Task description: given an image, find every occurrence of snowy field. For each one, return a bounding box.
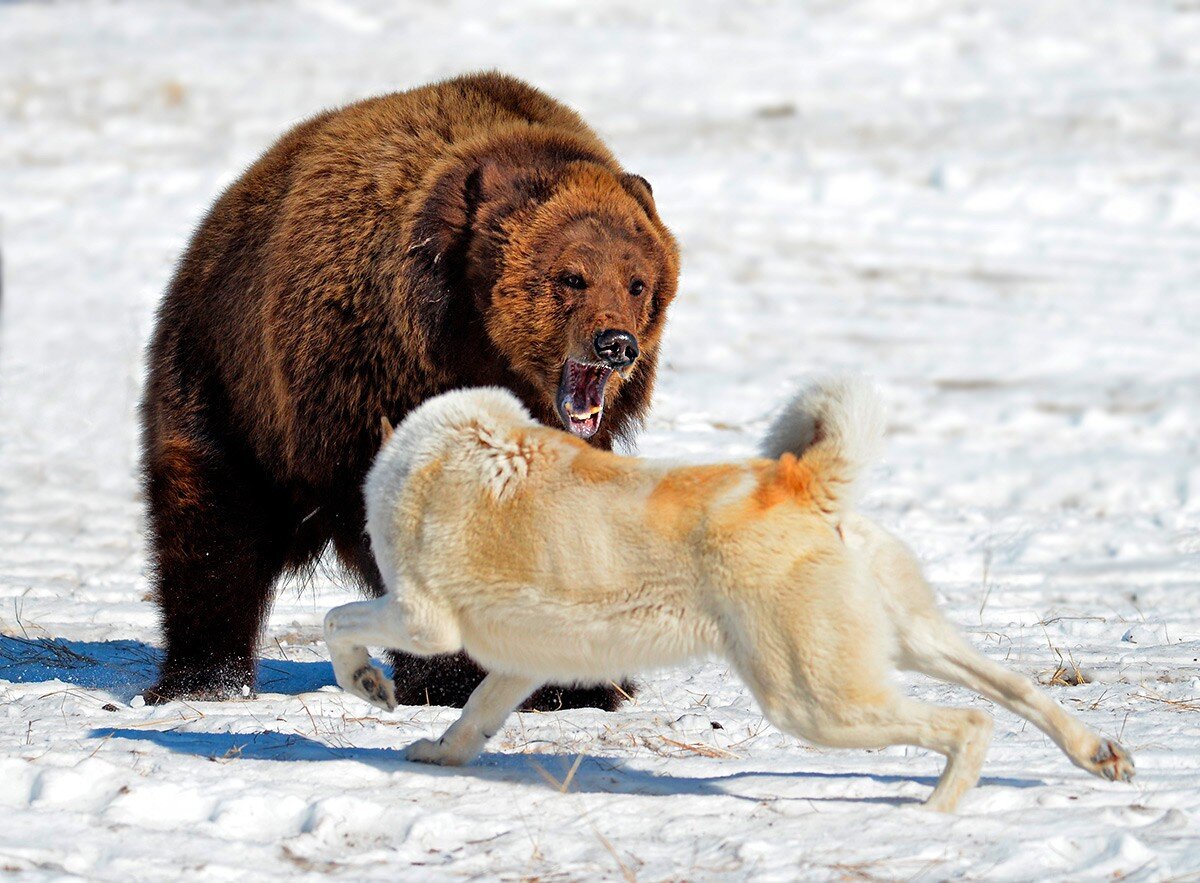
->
[2,0,1199,879]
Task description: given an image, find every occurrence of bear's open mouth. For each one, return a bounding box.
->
[556,359,613,439]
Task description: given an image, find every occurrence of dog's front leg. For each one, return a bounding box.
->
[406,672,540,766]
[324,598,405,711]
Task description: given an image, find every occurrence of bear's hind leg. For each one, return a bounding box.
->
[144,431,291,704]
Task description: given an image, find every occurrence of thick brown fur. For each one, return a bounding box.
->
[140,72,679,708]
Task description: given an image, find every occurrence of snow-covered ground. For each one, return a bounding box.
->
[2,0,1199,878]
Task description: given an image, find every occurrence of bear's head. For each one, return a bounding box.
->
[411,135,679,447]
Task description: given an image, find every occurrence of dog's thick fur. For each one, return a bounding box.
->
[324,378,1134,811]
[141,72,678,710]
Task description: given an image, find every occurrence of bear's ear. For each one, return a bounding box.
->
[623,173,652,196]
[407,156,548,276]
[411,164,478,262]
[620,173,655,213]
[470,157,555,211]
[406,150,559,343]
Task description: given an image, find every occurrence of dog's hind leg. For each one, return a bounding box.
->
[826,698,994,813]
[863,520,1135,784]
[323,592,460,712]
[897,613,1134,783]
[750,664,994,812]
[406,672,541,766]
[730,555,993,812]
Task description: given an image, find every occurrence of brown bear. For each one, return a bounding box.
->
[140,72,679,710]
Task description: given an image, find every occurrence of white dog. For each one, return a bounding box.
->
[323,378,1133,811]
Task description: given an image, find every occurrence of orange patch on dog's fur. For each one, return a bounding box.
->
[524,427,629,484]
[749,454,824,512]
[647,465,742,539]
[465,486,540,585]
[569,445,633,483]
[395,457,445,534]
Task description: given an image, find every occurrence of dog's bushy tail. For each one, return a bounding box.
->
[760,376,885,516]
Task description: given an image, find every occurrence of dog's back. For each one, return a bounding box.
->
[365,386,713,678]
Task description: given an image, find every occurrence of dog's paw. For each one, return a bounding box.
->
[405,736,473,766]
[1090,739,1135,782]
[350,664,397,712]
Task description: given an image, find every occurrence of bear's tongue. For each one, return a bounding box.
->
[557,359,613,439]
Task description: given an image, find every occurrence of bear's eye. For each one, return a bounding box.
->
[629,279,646,297]
[560,273,587,290]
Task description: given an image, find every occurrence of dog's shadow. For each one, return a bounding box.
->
[0,635,333,702]
[5,636,1045,806]
[90,726,1044,806]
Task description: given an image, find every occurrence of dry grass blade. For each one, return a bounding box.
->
[1133,692,1200,712]
[655,735,741,759]
[527,753,586,793]
[87,729,114,759]
[527,759,564,791]
[1043,645,1089,687]
[0,635,100,669]
[608,680,634,703]
[560,752,584,792]
[112,712,204,730]
[593,829,637,883]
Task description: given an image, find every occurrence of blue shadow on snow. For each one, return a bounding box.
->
[0,635,334,701]
[91,726,1045,805]
[4,636,1047,805]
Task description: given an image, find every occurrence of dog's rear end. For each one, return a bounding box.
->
[739,378,1132,810]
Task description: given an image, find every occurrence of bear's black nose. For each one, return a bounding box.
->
[593,329,639,369]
